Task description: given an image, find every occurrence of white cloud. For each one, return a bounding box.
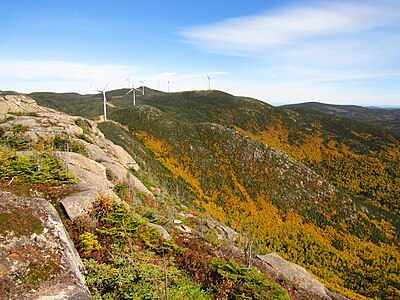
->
[178,0,400,106]
[0,60,230,95]
[181,1,400,55]
[0,60,137,93]
[0,60,135,81]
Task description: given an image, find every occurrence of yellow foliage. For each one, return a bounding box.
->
[135,131,208,199]
[134,124,400,300]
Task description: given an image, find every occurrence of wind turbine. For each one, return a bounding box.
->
[167,80,170,93]
[139,80,145,95]
[207,73,214,90]
[126,79,142,106]
[94,82,109,121]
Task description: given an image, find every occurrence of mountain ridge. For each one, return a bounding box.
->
[283,101,400,138]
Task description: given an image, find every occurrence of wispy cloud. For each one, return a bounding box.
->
[181,1,400,55]
[0,60,136,82]
[0,60,137,93]
[179,0,400,105]
[0,60,229,94]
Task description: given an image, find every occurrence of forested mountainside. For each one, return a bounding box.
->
[1,93,296,299]
[283,102,400,138]
[30,89,400,299]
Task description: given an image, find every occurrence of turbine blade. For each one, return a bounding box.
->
[126,88,134,95]
[103,81,110,91]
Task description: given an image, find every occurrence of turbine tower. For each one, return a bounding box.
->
[207,73,212,90]
[94,82,109,121]
[126,80,142,106]
[139,80,145,95]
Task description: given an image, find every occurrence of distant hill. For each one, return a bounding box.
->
[284,102,400,138]
[30,88,400,299]
[29,87,164,119]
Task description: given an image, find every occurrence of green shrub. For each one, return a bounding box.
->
[80,232,102,252]
[52,135,88,156]
[84,258,212,300]
[105,168,116,182]
[75,118,92,135]
[211,258,290,300]
[0,125,31,150]
[80,198,288,300]
[113,181,131,202]
[77,133,94,144]
[8,112,38,117]
[0,147,78,184]
[11,124,26,134]
[0,116,15,124]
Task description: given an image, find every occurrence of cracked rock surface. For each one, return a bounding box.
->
[0,191,90,299]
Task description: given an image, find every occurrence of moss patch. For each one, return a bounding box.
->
[22,260,60,290]
[0,208,43,236]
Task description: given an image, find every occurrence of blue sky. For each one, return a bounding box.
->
[1,0,399,106]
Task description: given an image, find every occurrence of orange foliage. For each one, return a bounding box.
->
[135,131,208,199]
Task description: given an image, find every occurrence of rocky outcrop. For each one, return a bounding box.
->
[257,253,348,300]
[0,190,90,299]
[0,93,158,298]
[0,94,45,119]
[0,93,153,220]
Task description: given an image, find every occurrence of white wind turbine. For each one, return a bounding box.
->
[126,78,142,106]
[207,73,215,90]
[94,82,110,121]
[139,80,145,95]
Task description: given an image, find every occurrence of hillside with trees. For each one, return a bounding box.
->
[30,89,400,299]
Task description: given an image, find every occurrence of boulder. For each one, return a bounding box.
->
[57,151,112,189]
[148,223,171,240]
[123,171,154,198]
[257,253,347,300]
[218,223,240,241]
[0,190,90,299]
[108,143,139,171]
[60,184,118,221]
